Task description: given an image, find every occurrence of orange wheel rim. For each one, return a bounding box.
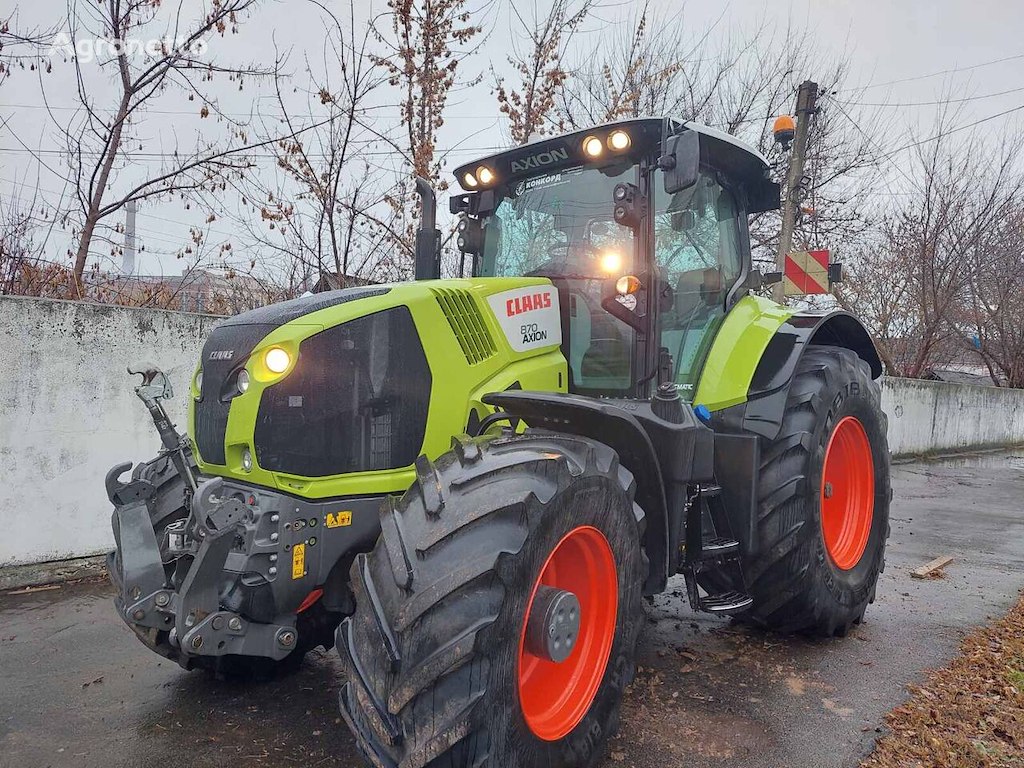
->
[517,525,618,741]
[821,416,875,570]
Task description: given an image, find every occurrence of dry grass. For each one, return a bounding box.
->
[863,593,1024,767]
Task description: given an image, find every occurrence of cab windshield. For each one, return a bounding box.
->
[477,164,636,279]
[477,164,639,396]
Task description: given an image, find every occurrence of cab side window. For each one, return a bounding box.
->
[654,172,744,397]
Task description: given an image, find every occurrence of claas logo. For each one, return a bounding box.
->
[505,291,552,317]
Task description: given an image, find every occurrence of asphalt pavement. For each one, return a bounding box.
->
[1,450,1022,768]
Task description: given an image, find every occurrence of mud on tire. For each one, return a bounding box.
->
[338,430,647,768]
[734,345,892,636]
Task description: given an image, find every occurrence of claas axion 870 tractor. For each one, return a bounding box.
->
[107,117,890,767]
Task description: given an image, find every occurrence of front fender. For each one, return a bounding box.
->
[716,308,883,440]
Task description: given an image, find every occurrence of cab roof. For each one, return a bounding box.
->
[452,117,779,213]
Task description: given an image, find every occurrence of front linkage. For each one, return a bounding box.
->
[105,365,365,673]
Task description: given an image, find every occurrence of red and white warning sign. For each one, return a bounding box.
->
[486,285,562,353]
[784,249,831,296]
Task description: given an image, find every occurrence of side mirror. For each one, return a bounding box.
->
[659,131,700,195]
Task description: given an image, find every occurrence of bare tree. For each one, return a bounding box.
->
[368,0,485,267]
[0,181,71,296]
[0,10,58,88]
[495,0,592,145]
[31,0,282,294]
[965,203,1024,387]
[227,1,408,288]
[372,0,484,182]
[837,114,1024,377]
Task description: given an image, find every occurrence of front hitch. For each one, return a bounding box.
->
[127,362,197,492]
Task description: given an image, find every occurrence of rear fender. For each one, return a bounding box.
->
[716,310,883,440]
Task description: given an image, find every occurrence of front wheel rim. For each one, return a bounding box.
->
[821,415,875,570]
[517,525,618,741]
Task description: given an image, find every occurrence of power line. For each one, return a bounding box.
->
[0,101,503,120]
[826,96,924,196]
[882,103,1024,159]
[0,144,504,159]
[840,52,1024,93]
[838,85,1024,108]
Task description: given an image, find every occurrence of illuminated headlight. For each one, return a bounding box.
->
[463,172,478,188]
[241,448,253,472]
[476,166,495,185]
[582,135,603,158]
[608,130,631,151]
[236,368,249,394]
[265,347,291,374]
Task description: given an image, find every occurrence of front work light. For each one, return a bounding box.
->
[582,135,604,158]
[236,368,250,394]
[608,130,631,151]
[241,448,253,472]
[476,166,495,185]
[265,347,291,374]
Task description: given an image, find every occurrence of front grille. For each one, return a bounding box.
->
[254,307,431,476]
[431,288,497,364]
[194,322,275,465]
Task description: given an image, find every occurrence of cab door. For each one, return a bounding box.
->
[652,169,746,400]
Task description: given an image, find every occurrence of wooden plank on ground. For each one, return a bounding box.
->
[911,555,955,579]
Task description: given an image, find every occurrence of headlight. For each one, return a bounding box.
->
[241,448,253,472]
[194,369,203,396]
[582,135,603,158]
[476,166,495,185]
[608,130,631,151]
[236,368,249,393]
[265,347,290,374]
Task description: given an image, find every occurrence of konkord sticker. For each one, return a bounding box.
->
[486,286,562,353]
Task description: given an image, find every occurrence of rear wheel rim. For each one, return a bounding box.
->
[821,416,875,570]
[517,525,618,741]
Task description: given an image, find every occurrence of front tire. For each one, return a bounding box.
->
[740,345,892,636]
[338,431,646,768]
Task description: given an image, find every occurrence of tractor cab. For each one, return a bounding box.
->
[450,118,779,400]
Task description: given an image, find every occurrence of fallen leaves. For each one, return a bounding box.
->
[862,592,1024,767]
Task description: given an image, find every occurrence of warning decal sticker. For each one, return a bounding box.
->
[291,543,306,579]
[486,286,562,353]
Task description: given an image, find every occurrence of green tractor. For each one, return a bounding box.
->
[107,117,890,767]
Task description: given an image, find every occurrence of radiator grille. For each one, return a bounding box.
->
[431,288,497,365]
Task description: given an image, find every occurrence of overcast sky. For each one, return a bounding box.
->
[2,0,1022,277]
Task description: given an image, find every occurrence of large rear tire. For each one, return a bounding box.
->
[727,345,891,636]
[338,431,646,768]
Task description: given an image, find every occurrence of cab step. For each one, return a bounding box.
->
[700,537,740,560]
[698,591,754,614]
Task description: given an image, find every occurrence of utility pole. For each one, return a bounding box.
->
[775,79,818,302]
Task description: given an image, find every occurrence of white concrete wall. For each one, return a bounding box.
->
[0,296,218,567]
[881,376,1024,457]
[2,295,1023,567]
